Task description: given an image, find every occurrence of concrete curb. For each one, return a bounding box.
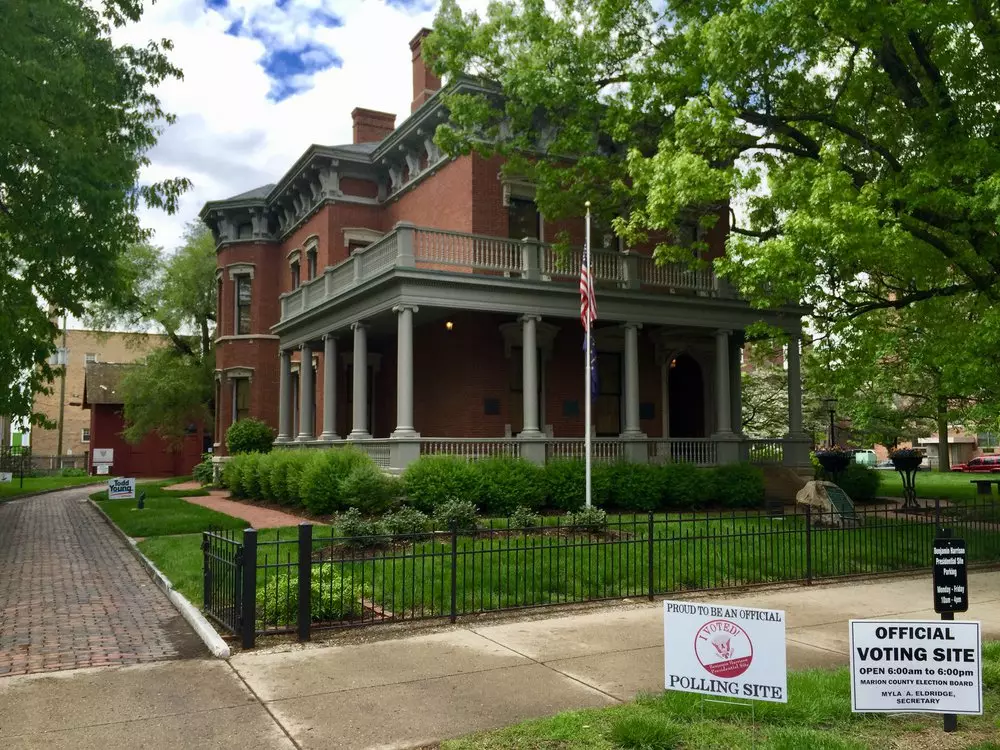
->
[87,498,231,659]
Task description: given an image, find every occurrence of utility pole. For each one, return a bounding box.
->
[55,314,68,459]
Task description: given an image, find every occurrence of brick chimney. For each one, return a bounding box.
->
[409,28,441,114]
[352,108,396,144]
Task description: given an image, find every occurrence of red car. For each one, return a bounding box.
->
[951,455,1000,473]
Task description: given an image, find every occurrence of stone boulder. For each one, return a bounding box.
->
[795,480,853,527]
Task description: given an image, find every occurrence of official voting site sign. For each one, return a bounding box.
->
[850,620,982,715]
[933,538,969,613]
[664,600,787,703]
[107,477,136,500]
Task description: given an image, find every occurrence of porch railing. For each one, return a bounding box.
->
[647,439,717,466]
[419,438,521,460]
[545,439,625,462]
[280,224,730,320]
[351,439,392,469]
[747,439,784,465]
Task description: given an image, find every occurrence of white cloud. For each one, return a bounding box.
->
[117,0,490,254]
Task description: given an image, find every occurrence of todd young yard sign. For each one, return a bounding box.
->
[107,477,136,500]
[664,601,787,703]
[850,620,982,715]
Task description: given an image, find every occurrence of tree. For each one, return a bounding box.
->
[89,222,217,444]
[428,0,1000,326]
[0,0,188,422]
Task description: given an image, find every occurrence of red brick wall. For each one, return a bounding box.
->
[340,177,379,200]
[217,241,281,336]
[280,208,333,286]
[471,155,508,237]
[384,156,474,232]
[90,405,204,477]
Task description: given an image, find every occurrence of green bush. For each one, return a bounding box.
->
[379,506,428,539]
[475,457,544,515]
[402,456,481,513]
[606,462,662,512]
[222,454,249,496]
[225,418,275,455]
[658,462,712,510]
[256,452,278,500]
[341,462,398,515]
[566,506,608,534]
[240,452,264,499]
[509,504,540,528]
[711,463,765,508]
[60,467,88,477]
[300,448,374,515]
[255,563,369,627]
[336,507,381,547]
[830,462,880,502]
[542,460,612,512]
[284,452,317,507]
[433,498,479,530]
[192,454,214,485]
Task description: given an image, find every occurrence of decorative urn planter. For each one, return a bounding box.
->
[890,450,923,473]
[814,450,852,475]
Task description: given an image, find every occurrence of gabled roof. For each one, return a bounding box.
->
[83,362,134,407]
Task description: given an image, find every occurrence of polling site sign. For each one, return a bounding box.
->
[107,477,136,500]
[850,620,982,715]
[664,600,787,703]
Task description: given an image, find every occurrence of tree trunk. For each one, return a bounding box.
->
[201,317,211,359]
[936,396,950,472]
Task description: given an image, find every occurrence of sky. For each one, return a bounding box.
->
[115,0,490,253]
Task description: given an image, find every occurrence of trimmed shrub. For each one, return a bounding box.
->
[379,506,428,539]
[606,462,662,512]
[221,453,249,496]
[831,463,880,503]
[433,498,479,530]
[658,462,712,510]
[341,463,398,515]
[226,418,275,455]
[240,452,264,499]
[192,455,214,485]
[476,457,544,515]
[542,460,612,512]
[300,448,374,515]
[255,563,369,627]
[60,467,88,477]
[256,451,278,500]
[284,452,317,507]
[336,507,381,544]
[402,456,481,513]
[566,506,608,534]
[509,504,540,529]
[711,463,765,508]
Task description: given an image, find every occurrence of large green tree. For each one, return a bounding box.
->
[428,0,1000,321]
[0,0,188,422]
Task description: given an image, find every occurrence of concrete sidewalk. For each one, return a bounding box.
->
[2,570,998,749]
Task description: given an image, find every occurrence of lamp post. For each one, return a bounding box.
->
[822,397,838,447]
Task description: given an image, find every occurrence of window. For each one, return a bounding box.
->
[217,277,223,327]
[235,275,252,335]
[80,428,90,443]
[508,198,540,240]
[214,380,221,443]
[291,260,301,289]
[232,379,250,423]
[306,249,317,280]
[85,353,97,364]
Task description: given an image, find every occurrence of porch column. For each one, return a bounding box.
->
[519,314,542,438]
[786,331,804,435]
[296,343,315,441]
[276,349,292,442]
[391,305,419,438]
[319,334,339,441]
[347,322,371,440]
[730,332,744,436]
[714,330,733,435]
[622,322,643,437]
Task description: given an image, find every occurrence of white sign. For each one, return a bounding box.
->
[664,600,787,703]
[92,448,114,464]
[850,620,982,715]
[96,465,109,475]
[107,477,136,499]
[0,472,12,483]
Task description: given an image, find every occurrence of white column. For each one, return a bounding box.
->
[296,343,314,441]
[348,322,371,440]
[786,331,804,435]
[391,305,419,438]
[622,322,643,436]
[519,314,542,437]
[715,329,733,435]
[319,334,339,441]
[730,333,743,435]
[276,349,292,442]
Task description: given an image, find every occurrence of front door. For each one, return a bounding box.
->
[594,352,621,436]
[668,354,705,437]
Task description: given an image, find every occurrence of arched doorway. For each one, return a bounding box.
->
[668,353,705,437]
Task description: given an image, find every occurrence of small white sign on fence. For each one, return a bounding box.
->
[92,448,114,465]
[0,472,12,483]
[96,465,109,475]
[664,600,788,703]
[107,477,135,499]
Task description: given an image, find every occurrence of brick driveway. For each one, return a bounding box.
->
[0,488,204,677]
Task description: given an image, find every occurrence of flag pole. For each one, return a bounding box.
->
[584,201,592,509]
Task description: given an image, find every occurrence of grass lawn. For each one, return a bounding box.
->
[879,470,995,504]
[442,642,1000,749]
[0,474,107,500]
[92,480,245,538]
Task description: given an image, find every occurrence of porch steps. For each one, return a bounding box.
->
[762,465,811,508]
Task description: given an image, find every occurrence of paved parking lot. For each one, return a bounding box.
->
[0,489,204,677]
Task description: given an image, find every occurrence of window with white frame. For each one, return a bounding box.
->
[306,248,317,280]
[232,378,250,423]
[290,260,301,289]
[235,275,252,335]
[81,428,90,443]
[85,353,97,364]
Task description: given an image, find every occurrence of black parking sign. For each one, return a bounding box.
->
[933,538,968,613]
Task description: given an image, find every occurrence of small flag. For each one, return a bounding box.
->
[589,334,599,398]
[579,245,597,331]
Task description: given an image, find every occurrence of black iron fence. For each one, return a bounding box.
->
[203,500,1000,648]
[0,448,88,479]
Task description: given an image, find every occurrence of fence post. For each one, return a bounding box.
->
[647,512,655,601]
[241,528,258,649]
[805,506,813,586]
[297,523,313,642]
[934,497,942,531]
[450,524,459,624]
[202,532,212,612]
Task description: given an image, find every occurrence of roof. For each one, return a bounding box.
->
[330,142,379,154]
[225,183,276,201]
[83,363,135,407]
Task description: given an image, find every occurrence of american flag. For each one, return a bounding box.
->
[579,244,597,330]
